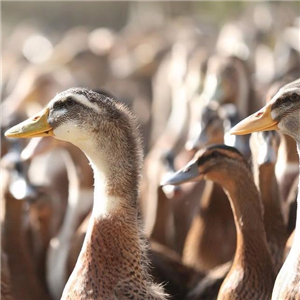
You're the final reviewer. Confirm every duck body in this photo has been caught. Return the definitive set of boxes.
[63,213,163,300]
[183,182,236,271]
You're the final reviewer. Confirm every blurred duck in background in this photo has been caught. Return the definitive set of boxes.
[20,137,94,299]
[183,105,236,272]
[250,131,287,272]
[1,144,52,300]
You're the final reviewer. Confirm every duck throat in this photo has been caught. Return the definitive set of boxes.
[84,145,141,218]
[92,170,126,217]
[61,145,147,298]
[222,169,266,243]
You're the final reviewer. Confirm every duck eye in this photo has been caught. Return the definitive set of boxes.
[66,97,75,105]
[291,93,299,101]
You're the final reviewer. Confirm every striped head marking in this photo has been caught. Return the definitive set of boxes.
[269,79,300,140]
[195,144,248,173]
[161,144,249,186]
[5,88,125,151]
[231,79,300,141]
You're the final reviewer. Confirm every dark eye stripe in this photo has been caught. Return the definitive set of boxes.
[53,100,65,110]
[271,94,300,110]
[196,145,247,167]
[274,102,300,122]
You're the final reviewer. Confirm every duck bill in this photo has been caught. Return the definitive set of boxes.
[230,104,278,135]
[5,108,53,139]
[160,161,201,186]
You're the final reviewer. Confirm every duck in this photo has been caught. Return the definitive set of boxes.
[182,179,236,272]
[230,78,300,299]
[140,50,194,249]
[183,105,236,271]
[66,210,201,300]
[264,80,299,219]
[250,131,288,272]
[45,146,92,299]
[185,105,224,152]
[21,136,94,299]
[200,54,256,117]
[1,150,51,300]
[162,144,275,299]
[5,88,168,300]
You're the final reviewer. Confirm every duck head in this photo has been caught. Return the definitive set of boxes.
[161,144,248,187]
[5,88,143,203]
[5,87,141,155]
[230,79,300,142]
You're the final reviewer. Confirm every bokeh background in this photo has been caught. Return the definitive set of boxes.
[1,1,300,300]
[2,1,300,151]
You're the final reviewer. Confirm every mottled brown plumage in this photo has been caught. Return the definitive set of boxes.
[63,213,165,300]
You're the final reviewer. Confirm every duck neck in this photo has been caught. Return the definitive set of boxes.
[256,164,277,203]
[220,167,267,250]
[87,149,140,219]
[63,144,146,293]
[254,162,282,217]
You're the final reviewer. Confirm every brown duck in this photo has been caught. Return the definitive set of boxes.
[231,78,300,300]
[162,144,275,300]
[250,131,288,273]
[6,88,167,300]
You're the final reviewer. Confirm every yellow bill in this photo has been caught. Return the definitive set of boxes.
[5,108,54,138]
[230,104,278,135]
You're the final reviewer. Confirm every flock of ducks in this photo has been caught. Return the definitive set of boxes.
[1,5,300,300]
